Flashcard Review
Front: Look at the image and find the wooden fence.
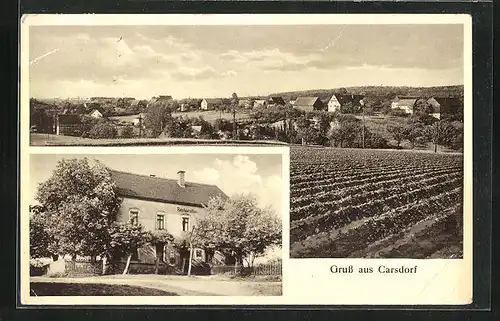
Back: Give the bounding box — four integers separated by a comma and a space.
64, 260, 102, 275
211, 263, 282, 276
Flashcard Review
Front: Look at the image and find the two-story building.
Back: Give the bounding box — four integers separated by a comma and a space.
327, 93, 364, 113
109, 169, 228, 268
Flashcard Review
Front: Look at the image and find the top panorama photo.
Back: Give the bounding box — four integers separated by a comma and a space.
26, 22, 464, 149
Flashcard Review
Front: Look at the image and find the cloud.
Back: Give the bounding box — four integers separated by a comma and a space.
169, 66, 217, 81
220, 70, 237, 77
192, 155, 282, 216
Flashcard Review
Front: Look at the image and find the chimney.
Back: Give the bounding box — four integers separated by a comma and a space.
177, 170, 186, 187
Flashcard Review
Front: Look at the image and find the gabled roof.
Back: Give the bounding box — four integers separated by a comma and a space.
330, 94, 364, 106
109, 169, 228, 208
268, 96, 286, 105
203, 98, 223, 105
294, 97, 321, 106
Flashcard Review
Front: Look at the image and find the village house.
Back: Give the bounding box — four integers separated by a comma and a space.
200, 98, 222, 111
238, 99, 253, 109
110, 169, 229, 269
294, 97, 324, 112
267, 96, 286, 107
253, 99, 268, 108
90, 109, 103, 119
327, 93, 364, 113
391, 96, 417, 114
427, 97, 462, 120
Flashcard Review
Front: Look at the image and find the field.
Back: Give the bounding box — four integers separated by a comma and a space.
289, 146, 464, 258
109, 110, 251, 125
30, 133, 286, 146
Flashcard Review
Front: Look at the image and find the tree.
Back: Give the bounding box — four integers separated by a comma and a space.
424, 120, 463, 152
413, 99, 433, 114
107, 221, 149, 275
294, 116, 317, 145
30, 209, 56, 260
144, 99, 175, 136
403, 117, 425, 149
35, 158, 122, 260
327, 115, 362, 147
387, 124, 406, 147
231, 93, 239, 139
146, 230, 174, 274
197, 194, 281, 269
120, 125, 134, 138
88, 122, 118, 139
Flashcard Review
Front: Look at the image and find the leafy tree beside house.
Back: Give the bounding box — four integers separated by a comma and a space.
34, 158, 122, 261
196, 194, 282, 269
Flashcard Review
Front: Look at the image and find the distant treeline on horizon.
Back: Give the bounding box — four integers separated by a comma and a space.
31, 85, 464, 102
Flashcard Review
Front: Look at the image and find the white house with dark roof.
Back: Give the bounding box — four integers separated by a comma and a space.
109, 169, 228, 269
391, 96, 417, 114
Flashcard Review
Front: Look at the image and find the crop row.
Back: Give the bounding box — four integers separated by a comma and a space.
290, 177, 463, 244
290, 187, 462, 258
291, 170, 463, 219
291, 166, 461, 202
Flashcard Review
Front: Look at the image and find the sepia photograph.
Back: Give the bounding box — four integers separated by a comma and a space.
26, 151, 284, 298
20, 13, 473, 305
286, 25, 466, 259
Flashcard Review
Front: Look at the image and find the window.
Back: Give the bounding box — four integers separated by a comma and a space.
129, 209, 139, 225
195, 249, 203, 259
156, 213, 165, 230
182, 217, 190, 232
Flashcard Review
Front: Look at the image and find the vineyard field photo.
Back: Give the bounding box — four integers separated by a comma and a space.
290, 146, 464, 259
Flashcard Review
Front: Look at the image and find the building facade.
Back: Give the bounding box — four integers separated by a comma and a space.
391, 97, 417, 114
327, 95, 342, 112
109, 169, 228, 268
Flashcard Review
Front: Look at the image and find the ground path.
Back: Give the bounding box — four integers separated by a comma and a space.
31, 275, 282, 296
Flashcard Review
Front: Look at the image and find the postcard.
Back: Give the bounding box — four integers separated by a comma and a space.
20, 13, 472, 306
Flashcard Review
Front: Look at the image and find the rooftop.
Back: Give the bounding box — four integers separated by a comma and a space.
109, 169, 228, 208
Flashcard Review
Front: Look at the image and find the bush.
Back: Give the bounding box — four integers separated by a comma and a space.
88, 122, 118, 139
120, 125, 134, 138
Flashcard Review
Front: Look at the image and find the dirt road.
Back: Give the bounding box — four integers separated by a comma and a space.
31, 275, 282, 296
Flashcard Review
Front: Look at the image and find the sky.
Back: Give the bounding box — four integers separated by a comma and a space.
29, 24, 464, 99
29, 153, 284, 217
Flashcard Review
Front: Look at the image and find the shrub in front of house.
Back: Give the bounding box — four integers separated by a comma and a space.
88, 122, 118, 139
30, 259, 48, 276
120, 125, 134, 138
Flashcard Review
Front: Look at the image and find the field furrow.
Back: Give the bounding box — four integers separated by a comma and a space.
289, 146, 464, 258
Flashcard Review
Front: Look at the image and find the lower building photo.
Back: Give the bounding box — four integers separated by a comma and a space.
27, 151, 284, 297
